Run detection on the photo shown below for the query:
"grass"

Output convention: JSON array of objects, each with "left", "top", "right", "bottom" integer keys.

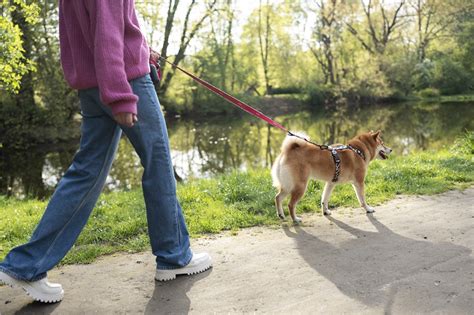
[{"left": 0, "top": 146, "right": 473, "bottom": 265}]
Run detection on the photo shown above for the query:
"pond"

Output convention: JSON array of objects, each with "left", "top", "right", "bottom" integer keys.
[{"left": 1, "top": 101, "right": 472, "bottom": 199}]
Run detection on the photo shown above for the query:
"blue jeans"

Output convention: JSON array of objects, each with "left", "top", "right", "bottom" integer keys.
[{"left": 0, "top": 75, "right": 192, "bottom": 281}]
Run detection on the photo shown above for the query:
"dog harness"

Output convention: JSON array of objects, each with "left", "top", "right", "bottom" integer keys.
[{"left": 329, "top": 145, "right": 366, "bottom": 182}]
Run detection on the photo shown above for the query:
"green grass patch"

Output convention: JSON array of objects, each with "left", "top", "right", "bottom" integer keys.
[{"left": 0, "top": 149, "right": 472, "bottom": 265}]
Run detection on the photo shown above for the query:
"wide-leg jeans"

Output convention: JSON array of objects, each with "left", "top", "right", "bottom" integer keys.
[{"left": 0, "top": 75, "right": 192, "bottom": 281}]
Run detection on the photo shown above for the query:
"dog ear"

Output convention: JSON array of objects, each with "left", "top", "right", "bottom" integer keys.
[{"left": 372, "top": 130, "right": 381, "bottom": 140}]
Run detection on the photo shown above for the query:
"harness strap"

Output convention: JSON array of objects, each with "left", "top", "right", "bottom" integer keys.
[
  {"left": 330, "top": 149, "right": 341, "bottom": 182},
  {"left": 347, "top": 145, "right": 366, "bottom": 160},
  {"left": 329, "top": 145, "right": 365, "bottom": 182}
]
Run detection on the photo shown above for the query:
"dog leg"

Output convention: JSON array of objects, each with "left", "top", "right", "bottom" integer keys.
[
  {"left": 275, "top": 190, "right": 288, "bottom": 220},
  {"left": 321, "top": 182, "right": 336, "bottom": 215},
  {"left": 352, "top": 182, "right": 375, "bottom": 213},
  {"left": 289, "top": 187, "right": 305, "bottom": 224}
]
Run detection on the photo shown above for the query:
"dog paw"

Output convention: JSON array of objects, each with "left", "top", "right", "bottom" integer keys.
[
  {"left": 323, "top": 209, "right": 332, "bottom": 216},
  {"left": 366, "top": 207, "right": 375, "bottom": 213}
]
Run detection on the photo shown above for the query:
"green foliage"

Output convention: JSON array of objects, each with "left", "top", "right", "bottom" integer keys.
[
  {"left": 1, "top": 149, "right": 473, "bottom": 265},
  {"left": 0, "top": 0, "right": 39, "bottom": 93},
  {"left": 0, "top": 1, "right": 79, "bottom": 148},
  {"left": 417, "top": 88, "right": 441, "bottom": 99},
  {"left": 452, "top": 130, "right": 474, "bottom": 155},
  {"left": 433, "top": 55, "right": 472, "bottom": 95},
  {"left": 0, "top": 0, "right": 473, "bottom": 146},
  {"left": 413, "top": 59, "right": 435, "bottom": 90},
  {"left": 306, "top": 85, "right": 335, "bottom": 107}
]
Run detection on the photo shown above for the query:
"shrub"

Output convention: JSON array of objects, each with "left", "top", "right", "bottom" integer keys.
[
  {"left": 417, "top": 88, "right": 441, "bottom": 98},
  {"left": 306, "top": 85, "right": 335, "bottom": 108}
]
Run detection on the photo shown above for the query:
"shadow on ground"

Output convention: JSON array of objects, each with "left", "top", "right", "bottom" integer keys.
[
  {"left": 283, "top": 214, "right": 473, "bottom": 313},
  {"left": 144, "top": 269, "right": 212, "bottom": 314},
  {"left": 9, "top": 300, "right": 60, "bottom": 315}
]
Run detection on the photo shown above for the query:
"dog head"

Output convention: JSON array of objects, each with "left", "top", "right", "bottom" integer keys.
[
  {"left": 370, "top": 130, "right": 392, "bottom": 160},
  {"left": 353, "top": 130, "right": 392, "bottom": 161}
]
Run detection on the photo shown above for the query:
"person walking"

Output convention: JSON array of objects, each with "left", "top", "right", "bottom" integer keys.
[{"left": 0, "top": 0, "right": 212, "bottom": 303}]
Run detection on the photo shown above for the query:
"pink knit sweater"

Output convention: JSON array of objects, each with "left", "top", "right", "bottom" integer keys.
[{"left": 59, "top": 0, "right": 150, "bottom": 115}]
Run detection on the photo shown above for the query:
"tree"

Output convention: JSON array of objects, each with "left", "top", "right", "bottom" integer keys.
[
  {"left": 409, "top": 0, "right": 468, "bottom": 62},
  {"left": 257, "top": 0, "right": 272, "bottom": 94},
  {"left": 0, "top": 0, "right": 38, "bottom": 94},
  {"left": 346, "top": 0, "right": 406, "bottom": 55},
  {"left": 207, "top": 0, "right": 235, "bottom": 90},
  {"left": 158, "top": 0, "right": 218, "bottom": 96},
  {"left": 308, "top": 0, "right": 343, "bottom": 85}
]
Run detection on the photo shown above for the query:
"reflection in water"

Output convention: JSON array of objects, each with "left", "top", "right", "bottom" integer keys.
[
  {"left": 0, "top": 143, "right": 76, "bottom": 199},
  {"left": 1, "top": 102, "right": 472, "bottom": 198}
]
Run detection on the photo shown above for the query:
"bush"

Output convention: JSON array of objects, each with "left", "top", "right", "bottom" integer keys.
[
  {"left": 413, "top": 59, "right": 435, "bottom": 90},
  {"left": 268, "top": 86, "right": 302, "bottom": 95},
  {"left": 306, "top": 85, "right": 335, "bottom": 108},
  {"left": 417, "top": 88, "right": 441, "bottom": 98},
  {"left": 433, "top": 57, "right": 472, "bottom": 95}
]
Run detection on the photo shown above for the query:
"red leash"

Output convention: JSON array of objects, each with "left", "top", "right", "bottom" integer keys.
[
  {"left": 159, "top": 57, "right": 288, "bottom": 133},
  {"left": 158, "top": 56, "right": 330, "bottom": 150}
]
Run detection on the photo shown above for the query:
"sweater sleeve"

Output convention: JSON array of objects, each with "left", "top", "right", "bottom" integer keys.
[{"left": 88, "top": 0, "right": 137, "bottom": 115}]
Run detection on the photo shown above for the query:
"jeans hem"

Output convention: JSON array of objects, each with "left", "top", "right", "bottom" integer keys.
[
  {"left": 0, "top": 265, "right": 47, "bottom": 282},
  {"left": 156, "top": 249, "right": 193, "bottom": 270}
]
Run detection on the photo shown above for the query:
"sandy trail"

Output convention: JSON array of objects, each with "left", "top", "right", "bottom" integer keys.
[{"left": 1, "top": 188, "right": 473, "bottom": 314}]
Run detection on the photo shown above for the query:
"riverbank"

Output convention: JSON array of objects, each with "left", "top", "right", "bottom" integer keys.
[
  {"left": 165, "top": 92, "right": 474, "bottom": 117},
  {"left": 1, "top": 188, "right": 473, "bottom": 314},
  {"left": 1, "top": 148, "right": 473, "bottom": 266}
]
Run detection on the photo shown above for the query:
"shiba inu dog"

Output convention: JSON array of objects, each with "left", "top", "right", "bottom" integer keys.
[{"left": 271, "top": 131, "right": 392, "bottom": 223}]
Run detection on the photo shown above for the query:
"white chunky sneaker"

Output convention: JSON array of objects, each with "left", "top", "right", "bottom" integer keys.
[
  {"left": 0, "top": 271, "right": 64, "bottom": 303},
  {"left": 155, "top": 252, "right": 212, "bottom": 281}
]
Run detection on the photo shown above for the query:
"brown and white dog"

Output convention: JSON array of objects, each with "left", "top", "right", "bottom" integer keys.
[{"left": 271, "top": 131, "right": 392, "bottom": 223}]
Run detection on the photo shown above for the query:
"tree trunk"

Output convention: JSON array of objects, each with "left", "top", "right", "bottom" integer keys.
[
  {"left": 258, "top": 0, "right": 272, "bottom": 95},
  {"left": 159, "top": 0, "right": 217, "bottom": 96},
  {"left": 160, "top": 0, "right": 180, "bottom": 78}
]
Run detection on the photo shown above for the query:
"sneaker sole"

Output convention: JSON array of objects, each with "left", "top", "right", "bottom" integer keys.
[
  {"left": 0, "top": 272, "right": 64, "bottom": 303},
  {"left": 155, "top": 260, "right": 213, "bottom": 281}
]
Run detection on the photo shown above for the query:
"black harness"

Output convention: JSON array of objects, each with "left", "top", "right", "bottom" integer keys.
[{"left": 329, "top": 145, "right": 366, "bottom": 182}]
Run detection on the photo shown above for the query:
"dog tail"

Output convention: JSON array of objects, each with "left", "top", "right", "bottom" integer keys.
[
  {"left": 281, "top": 132, "right": 309, "bottom": 153},
  {"left": 272, "top": 132, "right": 308, "bottom": 189}
]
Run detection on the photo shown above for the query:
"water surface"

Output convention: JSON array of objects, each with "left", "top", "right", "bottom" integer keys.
[{"left": 1, "top": 101, "right": 472, "bottom": 199}]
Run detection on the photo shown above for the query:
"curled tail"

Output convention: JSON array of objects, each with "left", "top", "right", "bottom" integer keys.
[
  {"left": 281, "top": 132, "right": 309, "bottom": 152},
  {"left": 271, "top": 132, "right": 309, "bottom": 189}
]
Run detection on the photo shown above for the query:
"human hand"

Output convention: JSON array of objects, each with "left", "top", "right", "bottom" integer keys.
[
  {"left": 149, "top": 48, "right": 161, "bottom": 66},
  {"left": 114, "top": 113, "right": 138, "bottom": 128}
]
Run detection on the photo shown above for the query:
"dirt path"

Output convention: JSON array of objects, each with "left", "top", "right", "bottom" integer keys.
[{"left": 1, "top": 188, "right": 473, "bottom": 314}]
